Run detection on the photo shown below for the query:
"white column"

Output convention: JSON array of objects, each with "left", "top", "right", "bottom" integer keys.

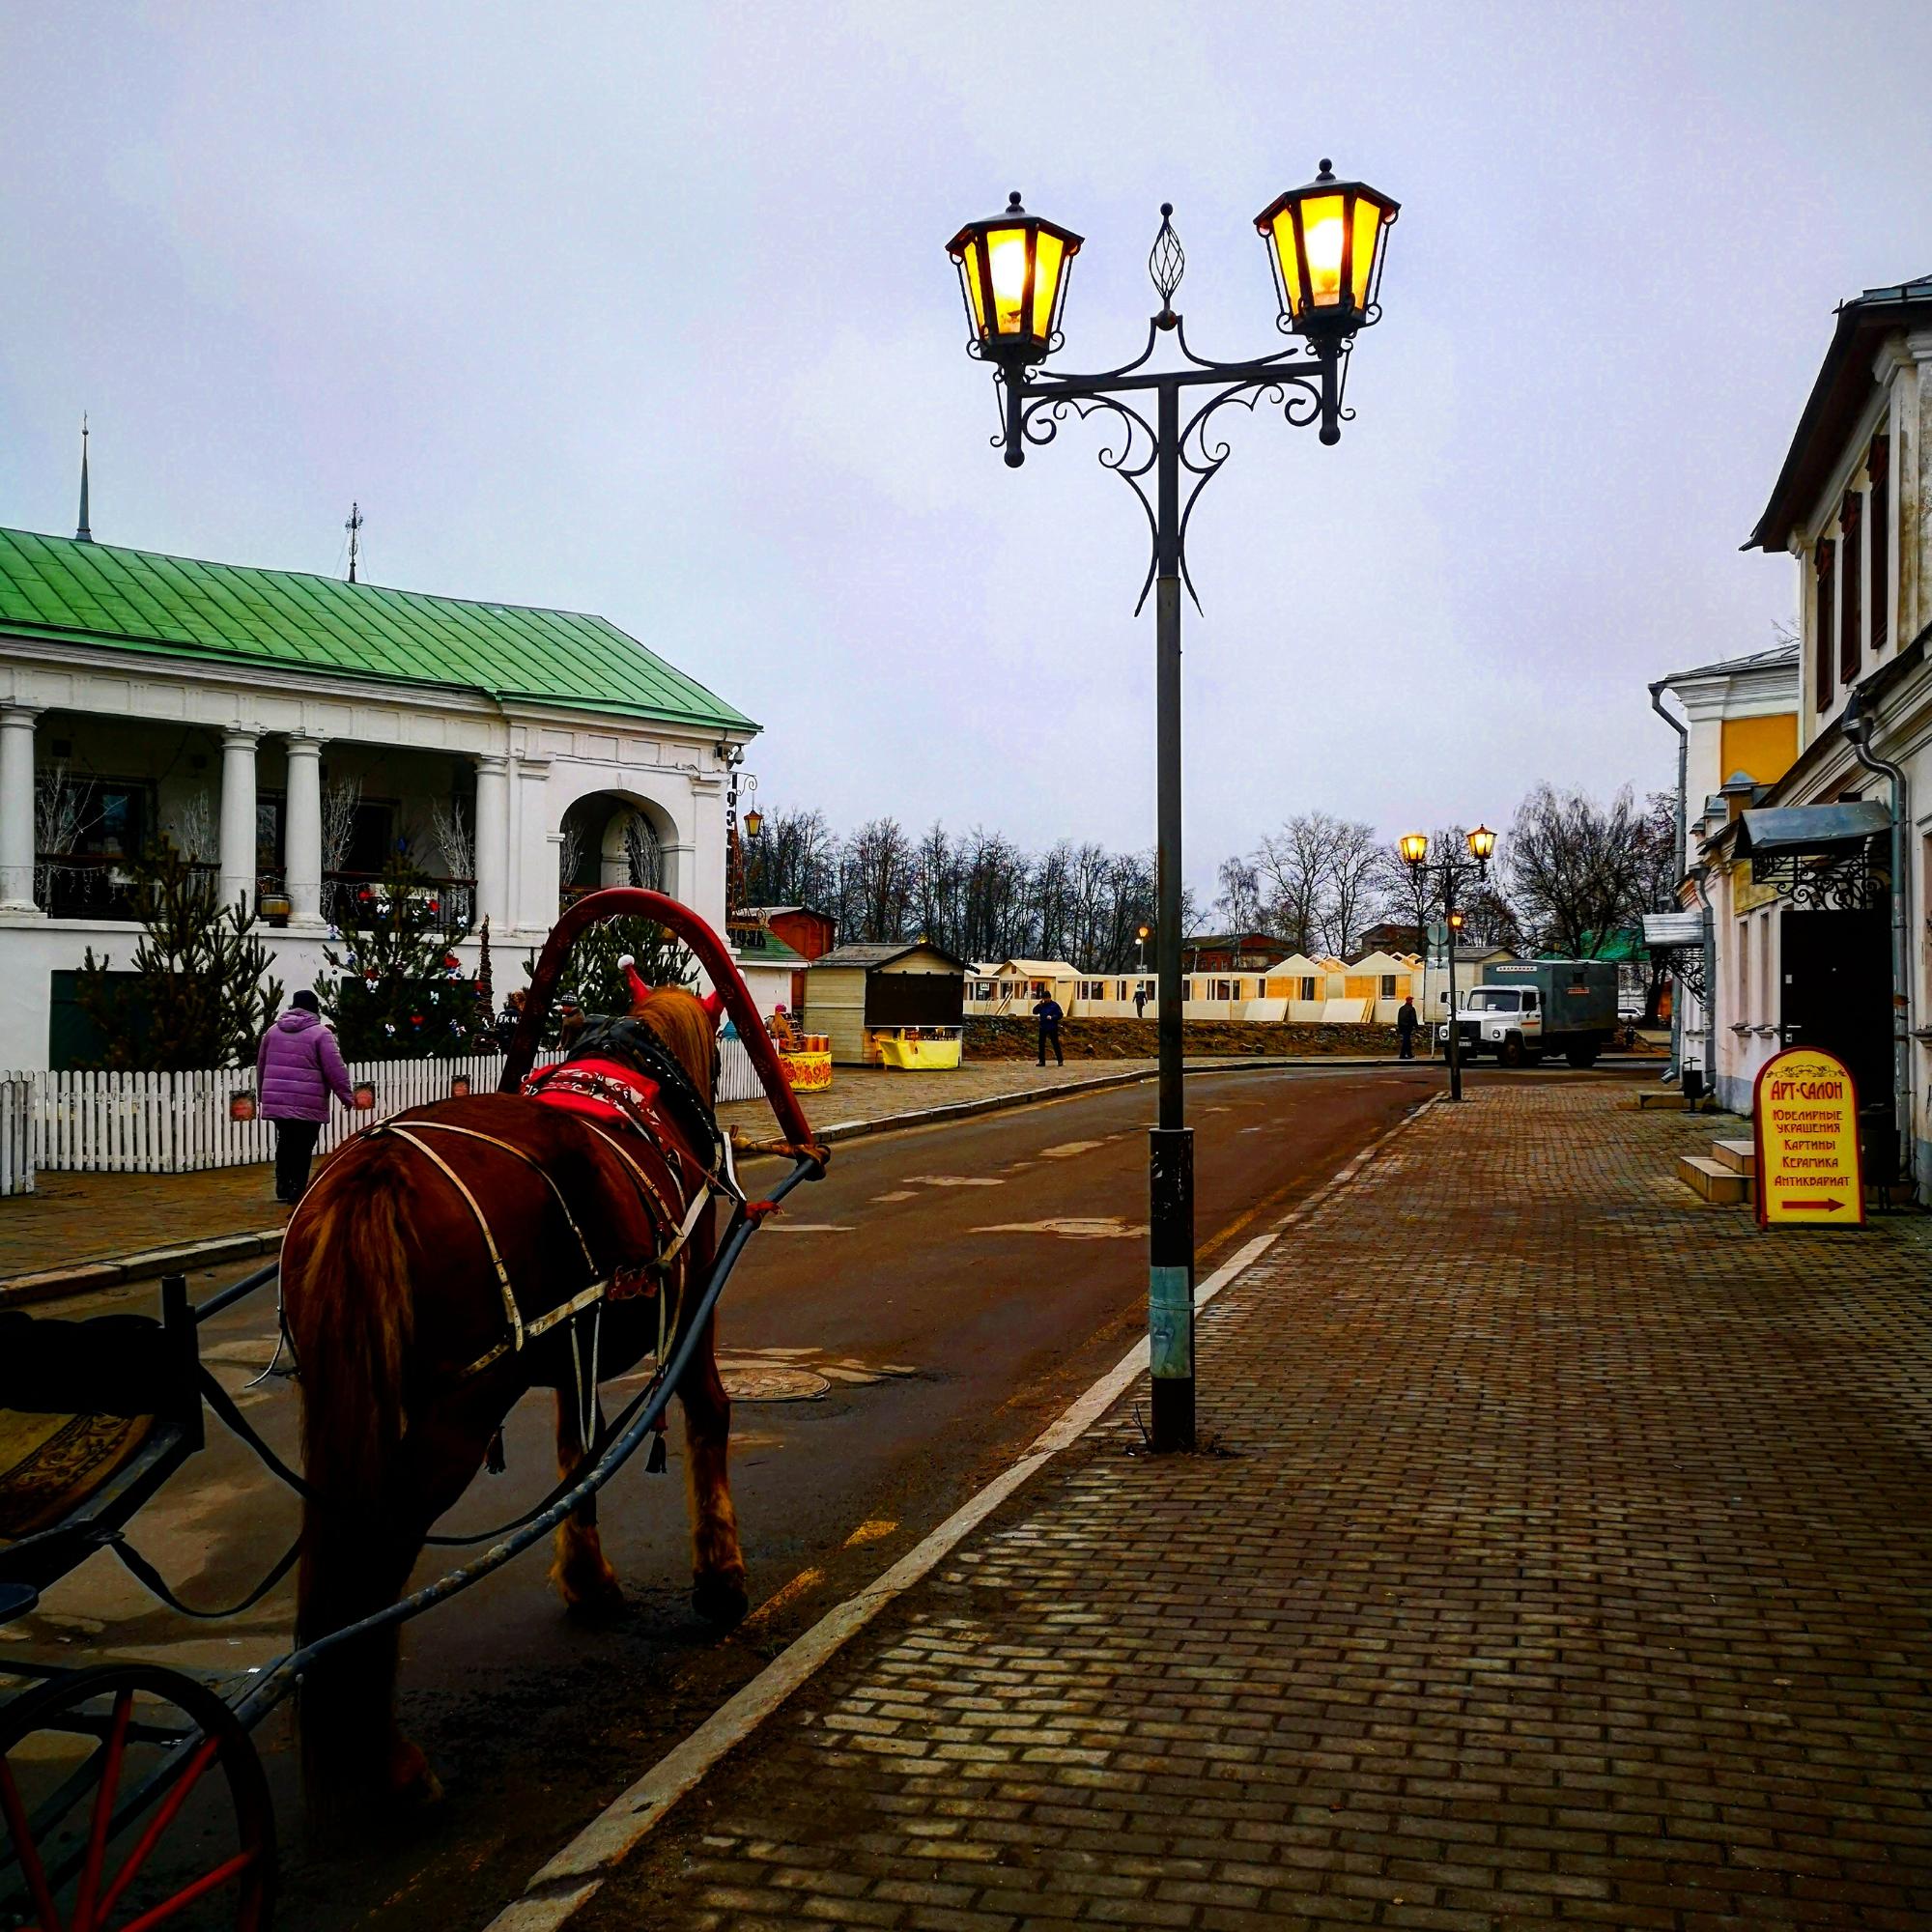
[
  {"left": 284, "top": 734, "right": 324, "bottom": 926},
  {"left": 218, "top": 726, "right": 260, "bottom": 913},
  {"left": 685, "top": 777, "right": 727, "bottom": 933},
  {"left": 0, "top": 706, "right": 42, "bottom": 911},
  {"left": 510, "top": 756, "right": 554, "bottom": 933},
  {"left": 473, "top": 753, "right": 510, "bottom": 932}
]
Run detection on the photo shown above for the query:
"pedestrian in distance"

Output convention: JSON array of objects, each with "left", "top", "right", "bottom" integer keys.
[
  {"left": 1133, "top": 983, "right": 1149, "bottom": 1020},
  {"left": 257, "top": 989, "right": 355, "bottom": 1205},
  {"left": 1033, "top": 989, "right": 1065, "bottom": 1067},
  {"left": 1395, "top": 994, "right": 1419, "bottom": 1061}
]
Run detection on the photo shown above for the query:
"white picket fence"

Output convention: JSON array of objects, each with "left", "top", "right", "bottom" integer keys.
[
  {"left": 0, "top": 1037, "right": 766, "bottom": 1178},
  {"left": 0, "top": 1078, "right": 33, "bottom": 1196}
]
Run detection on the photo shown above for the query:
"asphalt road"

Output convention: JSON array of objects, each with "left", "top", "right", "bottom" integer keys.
[{"left": 9, "top": 1063, "right": 1447, "bottom": 1930}]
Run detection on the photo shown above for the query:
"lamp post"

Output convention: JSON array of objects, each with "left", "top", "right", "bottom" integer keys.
[
  {"left": 949, "top": 164, "right": 1398, "bottom": 1453},
  {"left": 1135, "top": 922, "right": 1151, "bottom": 978},
  {"left": 1401, "top": 826, "right": 1496, "bottom": 1102}
]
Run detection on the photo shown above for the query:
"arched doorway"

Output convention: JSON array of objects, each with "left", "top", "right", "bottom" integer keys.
[{"left": 558, "top": 792, "right": 679, "bottom": 906}]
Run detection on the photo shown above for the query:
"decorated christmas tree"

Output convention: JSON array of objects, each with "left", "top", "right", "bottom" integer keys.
[
  {"left": 319, "top": 849, "right": 491, "bottom": 1060},
  {"left": 521, "top": 914, "right": 695, "bottom": 1043},
  {"left": 74, "top": 838, "right": 284, "bottom": 1069}
]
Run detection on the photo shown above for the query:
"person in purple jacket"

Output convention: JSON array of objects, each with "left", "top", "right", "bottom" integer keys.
[{"left": 256, "top": 989, "right": 355, "bottom": 1204}]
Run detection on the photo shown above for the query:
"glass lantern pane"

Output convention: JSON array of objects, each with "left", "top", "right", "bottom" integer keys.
[
  {"left": 959, "top": 237, "right": 988, "bottom": 335},
  {"left": 1297, "top": 193, "right": 1347, "bottom": 306},
  {"left": 1268, "top": 210, "right": 1305, "bottom": 315},
  {"left": 985, "top": 224, "right": 1031, "bottom": 335},
  {"left": 1031, "top": 230, "right": 1065, "bottom": 339},
  {"left": 1349, "top": 196, "right": 1384, "bottom": 309}
]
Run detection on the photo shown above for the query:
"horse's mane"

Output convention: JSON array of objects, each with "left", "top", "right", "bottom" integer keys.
[{"left": 571, "top": 989, "right": 717, "bottom": 1108}]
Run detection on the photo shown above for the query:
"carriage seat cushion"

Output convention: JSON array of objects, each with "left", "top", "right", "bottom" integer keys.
[{"left": 0, "top": 1312, "right": 175, "bottom": 1420}]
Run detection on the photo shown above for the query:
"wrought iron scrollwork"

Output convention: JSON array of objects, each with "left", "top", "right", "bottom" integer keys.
[
  {"left": 1649, "top": 944, "right": 1708, "bottom": 1005},
  {"left": 1748, "top": 844, "right": 1887, "bottom": 912},
  {"left": 1148, "top": 204, "right": 1185, "bottom": 324}
]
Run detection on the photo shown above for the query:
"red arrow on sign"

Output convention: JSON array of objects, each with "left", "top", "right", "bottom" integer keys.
[{"left": 1781, "top": 1197, "right": 1846, "bottom": 1211}]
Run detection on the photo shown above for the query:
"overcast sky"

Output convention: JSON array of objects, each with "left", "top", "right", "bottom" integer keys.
[{"left": 5, "top": 2, "right": 1930, "bottom": 895}]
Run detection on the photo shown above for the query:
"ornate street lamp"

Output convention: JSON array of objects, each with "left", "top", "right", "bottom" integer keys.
[
  {"left": 949, "top": 194, "right": 1084, "bottom": 368},
  {"left": 949, "top": 165, "right": 1396, "bottom": 1452},
  {"left": 1254, "top": 162, "right": 1399, "bottom": 367},
  {"left": 1402, "top": 825, "right": 1495, "bottom": 1102}
]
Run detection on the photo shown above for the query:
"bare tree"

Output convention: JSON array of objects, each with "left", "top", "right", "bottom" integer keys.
[
  {"left": 622, "top": 810, "right": 664, "bottom": 889},
  {"left": 1250, "top": 812, "right": 1346, "bottom": 953},
  {"left": 841, "top": 817, "right": 918, "bottom": 943},
  {"left": 1505, "top": 783, "right": 1647, "bottom": 958},
  {"left": 1214, "top": 855, "right": 1264, "bottom": 933},
  {"left": 744, "top": 806, "right": 838, "bottom": 912},
  {"left": 34, "top": 762, "right": 99, "bottom": 908},
  {"left": 320, "top": 777, "right": 361, "bottom": 922},
  {"left": 1319, "top": 819, "right": 1381, "bottom": 957}
]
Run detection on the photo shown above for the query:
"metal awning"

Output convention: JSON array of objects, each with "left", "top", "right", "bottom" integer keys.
[
  {"left": 1642, "top": 910, "right": 1705, "bottom": 949},
  {"left": 1732, "top": 801, "right": 1890, "bottom": 861}
]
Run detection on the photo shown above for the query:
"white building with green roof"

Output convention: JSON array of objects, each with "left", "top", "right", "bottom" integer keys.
[{"left": 0, "top": 524, "right": 758, "bottom": 1067}]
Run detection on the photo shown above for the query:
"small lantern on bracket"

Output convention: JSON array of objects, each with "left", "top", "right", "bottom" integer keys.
[
  {"left": 948, "top": 192, "right": 1084, "bottom": 364},
  {"left": 1254, "top": 160, "right": 1398, "bottom": 344}
]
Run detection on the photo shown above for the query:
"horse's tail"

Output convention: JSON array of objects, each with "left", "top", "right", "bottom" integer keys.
[{"left": 284, "top": 1137, "right": 418, "bottom": 1811}]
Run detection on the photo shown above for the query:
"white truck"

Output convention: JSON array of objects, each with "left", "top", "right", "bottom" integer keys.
[{"left": 1435, "top": 958, "right": 1620, "bottom": 1069}]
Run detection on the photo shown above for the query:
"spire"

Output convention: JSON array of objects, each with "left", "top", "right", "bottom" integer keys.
[
  {"left": 345, "top": 500, "right": 362, "bottom": 583},
  {"left": 75, "top": 415, "right": 93, "bottom": 542}
]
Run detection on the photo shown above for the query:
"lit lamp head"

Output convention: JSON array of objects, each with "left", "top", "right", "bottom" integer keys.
[
  {"left": 1447, "top": 910, "right": 1466, "bottom": 932},
  {"left": 1254, "top": 159, "right": 1398, "bottom": 347},
  {"left": 948, "top": 192, "right": 1084, "bottom": 366},
  {"left": 1399, "top": 832, "right": 1430, "bottom": 868},
  {"left": 743, "top": 808, "right": 764, "bottom": 839},
  {"left": 1466, "top": 824, "right": 1496, "bottom": 873}
]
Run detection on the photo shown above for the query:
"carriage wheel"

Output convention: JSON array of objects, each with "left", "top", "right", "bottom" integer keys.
[{"left": 0, "top": 1664, "right": 273, "bottom": 1932}]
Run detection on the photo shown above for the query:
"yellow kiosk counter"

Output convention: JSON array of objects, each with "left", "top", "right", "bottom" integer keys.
[{"left": 870, "top": 1024, "right": 964, "bottom": 1070}]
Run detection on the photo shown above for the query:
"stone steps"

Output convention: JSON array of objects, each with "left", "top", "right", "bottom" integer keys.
[
  {"left": 1678, "top": 1152, "right": 1751, "bottom": 1206},
  {"left": 1711, "top": 1137, "right": 1756, "bottom": 1178}
]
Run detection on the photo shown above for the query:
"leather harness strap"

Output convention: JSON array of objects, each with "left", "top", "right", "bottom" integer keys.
[
  {"left": 378, "top": 1118, "right": 601, "bottom": 1276},
  {"left": 379, "top": 1123, "right": 526, "bottom": 1351}
]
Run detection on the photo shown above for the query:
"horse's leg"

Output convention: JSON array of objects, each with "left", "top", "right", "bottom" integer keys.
[
  {"left": 680, "top": 1215, "right": 747, "bottom": 1624},
  {"left": 550, "top": 1387, "right": 623, "bottom": 1616}
]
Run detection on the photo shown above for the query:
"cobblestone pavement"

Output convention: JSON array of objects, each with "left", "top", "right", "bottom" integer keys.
[{"left": 577, "top": 1081, "right": 1932, "bottom": 1931}]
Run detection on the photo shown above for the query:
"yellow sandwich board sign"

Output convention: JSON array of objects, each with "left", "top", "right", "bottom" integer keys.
[{"left": 1753, "top": 1046, "right": 1864, "bottom": 1228}]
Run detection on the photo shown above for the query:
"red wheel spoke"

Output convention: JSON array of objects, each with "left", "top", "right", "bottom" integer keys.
[
  {"left": 71, "top": 1690, "right": 133, "bottom": 1932},
  {"left": 91, "top": 1740, "right": 219, "bottom": 1932},
  {"left": 1, "top": 1757, "right": 66, "bottom": 1932},
  {"left": 107, "top": 1846, "right": 254, "bottom": 1932}
]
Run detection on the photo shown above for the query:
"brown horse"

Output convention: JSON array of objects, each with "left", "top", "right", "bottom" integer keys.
[{"left": 281, "top": 985, "right": 744, "bottom": 1815}]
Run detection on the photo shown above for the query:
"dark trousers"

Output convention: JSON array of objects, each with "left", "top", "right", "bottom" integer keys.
[
  {"left": 1397, "top": 1031, "right": 1415, "bottom": 1059},
  {"left": 1037, "top": 1028, "right": 1064, "bottom": 1067},
  {"left": 273, "top": 1119, "right": 323, "bottom": 1203}
]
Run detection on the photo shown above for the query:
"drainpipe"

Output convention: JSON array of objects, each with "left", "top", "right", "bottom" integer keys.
[
  {"left": 1689, "top": 858, "right": 1716, "bottom": 1103},
  {"left": 1649, "top": 679, "right": 1690, "bottom": 1082},
  {"left": 1841, "top": 685, "right": 1913, "bottom": 1189}
]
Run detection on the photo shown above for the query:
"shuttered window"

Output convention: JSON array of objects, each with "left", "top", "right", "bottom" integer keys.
[
  {"left": 1814, "top": 537, "right": 1835, "bottom": 712},
  {"left": 1870, "top": 433, "right": 1890, "bottom": 651},
  {"left": 1839, "top": 492, "right": 1861, "bottom": 684}
]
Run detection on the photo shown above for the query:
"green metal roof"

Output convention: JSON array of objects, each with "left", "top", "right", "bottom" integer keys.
[{"left": 0, "top": 526, "right": 755, "bottom": 733}]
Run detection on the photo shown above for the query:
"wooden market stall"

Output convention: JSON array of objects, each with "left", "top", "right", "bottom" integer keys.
[{"left": 804, "top": 941, "right": 969, "bottom": 1067}]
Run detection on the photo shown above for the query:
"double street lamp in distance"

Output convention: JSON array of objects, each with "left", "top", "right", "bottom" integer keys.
[
  {"left": 947, "top": 162, "right": 1398, "bottom": 1454},
  {"left": 1400, "top": 825, "right": 1496, "bottom": 1103}
]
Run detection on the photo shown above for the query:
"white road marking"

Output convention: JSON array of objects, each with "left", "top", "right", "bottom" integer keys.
[
  {"left": 761, "top": 1222, "right": 855, "bottom": 1233},
  {"left": 1037, "top": 1140, "right": 1105, "bottom": 1158},
  {"left": 483, "top": 1092, "right": 1439, "bottom": 1932},
  {"left": 973, "top": 1217, "right": 1145, "bottom": 1240},
  {"left": 871, "top": 1189, "right": 917, "bottom": 1202},
  {"left": 906, "top": 1174, "right": 1005, "bottom": 1187}
]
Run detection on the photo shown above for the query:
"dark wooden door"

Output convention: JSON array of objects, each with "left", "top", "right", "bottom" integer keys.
[{"left": 1779, "top": 909, "right": 1890, "bottom": 1107}]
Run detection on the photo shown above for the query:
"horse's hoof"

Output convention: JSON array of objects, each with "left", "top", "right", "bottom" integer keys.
[
  {"left": 386, "top": 1741, "right": 444, "bottom": 1811},
  {"left": 692, "top": 1574, "right": 749, "bottom": 1628},
  {"left": 563, "top": 1573, "right": 627, "bottom": 1622}
]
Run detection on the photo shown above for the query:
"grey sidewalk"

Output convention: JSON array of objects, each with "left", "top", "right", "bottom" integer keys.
[{"left": 569, "top": 1079, "right": 1932, "bottom": 1931}]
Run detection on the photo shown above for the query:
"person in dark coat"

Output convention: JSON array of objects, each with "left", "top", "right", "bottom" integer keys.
[
  {"left": 1033, "top": 991, "right": 1065, "bottom": 1067},
  {"left": 1395, "top": 995, "right": 1419, "bottom": 1060},
  {"left": 256, "top": 990, "right": 355, "bottom": 1204},
  {"left": 1133, "top": 983, "right": 1149, "bottom": 1020}
]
